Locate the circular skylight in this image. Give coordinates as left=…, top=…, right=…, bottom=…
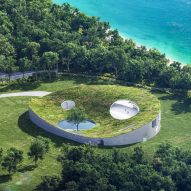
left=61, top=100, right=75, bottom=110
left=110, top=100, right=140, bottom=120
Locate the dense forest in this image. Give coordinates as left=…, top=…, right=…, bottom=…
left=1, top=138, right=191, bottom=191
left=0, top=0, right=191, bottom=89
left=38, top=143, right=191, bottom=191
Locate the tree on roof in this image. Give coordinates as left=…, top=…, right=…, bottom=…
left=67, top=107, right=86, bottom=131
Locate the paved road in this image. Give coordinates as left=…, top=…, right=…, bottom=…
left=0, top=91, right=51, bottom=98
left=0, top=70, right=57, bottom=80
left=0, top=71, right=34, bottom=80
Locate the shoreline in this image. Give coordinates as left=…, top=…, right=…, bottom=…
left=55, top=1, right=187, bottom=66
left=119, top=32, right=186, bottom=66
left=54, top=1, right=189, bottom=66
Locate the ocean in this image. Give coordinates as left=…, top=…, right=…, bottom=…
left=54, top=0, right=191, bottom=64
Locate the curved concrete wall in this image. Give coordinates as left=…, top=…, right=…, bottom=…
left=29, top=108, right=161, bottom=146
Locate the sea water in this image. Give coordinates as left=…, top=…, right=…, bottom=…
left=54, top=0, right=191, bottom=64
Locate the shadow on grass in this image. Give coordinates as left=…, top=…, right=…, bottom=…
left=158, top=93, right=191, bottom=115
left=171, top=101, right=191, bottom=115
left=18, top=164, right=37, bottom=173
left=97, top=142, right=137, bottom=149
left=18, top=112, right=78, bottom=148
left=17, top=112, right=132, bottom=150
left=0, top=175, right=12, bottom=183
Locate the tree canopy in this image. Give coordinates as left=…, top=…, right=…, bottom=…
left=28, top=136, right=50, bottom=165
left=0, top=0, right=191, bottom=89
left=67, top=107, right=86, bottom=131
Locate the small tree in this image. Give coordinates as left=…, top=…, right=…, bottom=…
left=59, top=43, right=77, bottom=72
left=28, top=136, right=50, bottom=165
left=2, top=147, right=23, bottom=174
left=18, top=57, right=32, bottom=78
left=41, top=51, right=59, bottom=80
left=131, top=147, right=146, bottom=164
left=0, top=56, right=17, bottom=83
left=65, top=181, right=79, bottom=191
left=37, top=176, right=61, bottom=191
left=67, top=107, right=86, bottom=131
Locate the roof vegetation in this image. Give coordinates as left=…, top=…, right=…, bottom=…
left=29, top=85, right=160, bottom=138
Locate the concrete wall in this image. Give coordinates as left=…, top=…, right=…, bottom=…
left=29, top=108, right=161, bottom=146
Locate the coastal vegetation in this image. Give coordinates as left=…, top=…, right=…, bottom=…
left=0, top=0, right=191, bottom=190
left=0, top=0, right=191, bottom=90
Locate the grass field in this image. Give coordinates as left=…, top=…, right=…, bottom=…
left=0, top=75, right=191, bottom=191
left=30, top=85, right=160, bottom=137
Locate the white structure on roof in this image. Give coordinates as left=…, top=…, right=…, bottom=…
left=61, top=100, right=75, bottom=110
left=110, top=100, right=140, bottom=120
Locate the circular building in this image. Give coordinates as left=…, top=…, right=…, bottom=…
left=29, top=85, right=161, bottom=146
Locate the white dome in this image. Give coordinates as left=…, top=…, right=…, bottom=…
left=61, top=100, right=75, bottom=110
left=110, top=100, right=139, bottom=120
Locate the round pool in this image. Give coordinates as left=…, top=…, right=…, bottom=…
left=58, top=120, right=96, bottom=131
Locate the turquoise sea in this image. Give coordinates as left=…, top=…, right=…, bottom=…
left=54, top=0, right=191, bottom=64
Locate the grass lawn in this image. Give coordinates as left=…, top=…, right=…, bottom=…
left=30, top=85, right=160, bottom=138
left=0, top=75, right=191, bottom=190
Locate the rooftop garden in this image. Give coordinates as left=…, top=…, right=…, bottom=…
left=29, top=85, right=160, bottom=138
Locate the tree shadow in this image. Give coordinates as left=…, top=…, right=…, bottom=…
left=18, top=112, right=78, bottom=148
left=0, top=175, right=12, bottom=183
left=18, top=164, right=37, bottom=173
left=97, top=142, right=138, bottom=149
left=158, top=93, right=191, bottom=115
left=171, top=100, right=191, bottom=115
left=159, top=94, right=178, bottom=101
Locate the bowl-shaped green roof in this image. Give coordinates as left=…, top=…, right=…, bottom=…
left=29, top=85, right=160, bottom=138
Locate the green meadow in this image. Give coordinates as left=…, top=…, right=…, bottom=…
left=0, top=75, right=191, bottom=191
